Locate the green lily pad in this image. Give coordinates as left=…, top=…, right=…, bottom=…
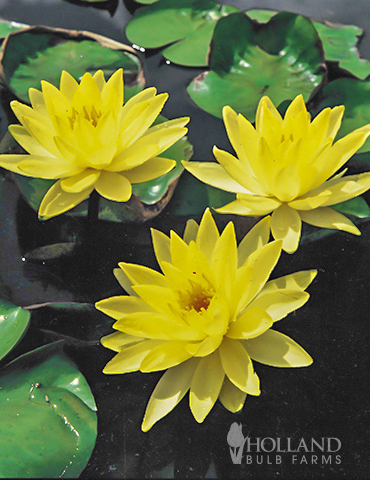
left=0, top=342, right=97, bottom=478
left=0, top=19, right=27, bottom=39
left=126, top=0, right=239, bottom=67
left=188, top=12, right=324, bottom=121
left=246, top=9, right=276, bottom=23
left=315, top=21, right=370, bottom=80
left=312, top=78, right=370, bottom=153
left=247, top=9, right=370, bottom=80
left=0, top=299, right=30, bottom=363
left=332, top=196, right=370, bottom=218
left=0, top=25, right=144, bottom=103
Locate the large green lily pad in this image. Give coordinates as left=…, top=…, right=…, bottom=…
left=0, top=299, right=30, bottom=362
left=0, top=25, right=144, bottom=103
left=313, top=78, right=370, bottom=153
left=247, top=9, right=370, bottom=80
left=188, top=12, right=324, bottom=121
left=0, top=342, right=97, bottom=478
left=125, top=0, right=238, bottom=67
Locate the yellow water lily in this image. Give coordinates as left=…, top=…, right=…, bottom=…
left=0, top=69, right=189, bottom=218
left=96, top=209, right=315, bottom=431
left=183, top=95, right=370, bottom=253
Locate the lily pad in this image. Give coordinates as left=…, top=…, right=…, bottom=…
left=247, top=9, right=370, bottom=80
left=315, top=21, right=370, bottom=80
left=0, top=342, right=97, bottom=478
left=125, top=0, right=239, bottom=67
left=0, top=19, right=27, bottom=40
left=332, top=196, right=370, bottom=218
left=188, top=12, right=324, bottom=121
left=0, top=25, right=144, bottom=103
left=313, top=78, right=370, bottom=153
left=0, top=299, right=30, bottom=362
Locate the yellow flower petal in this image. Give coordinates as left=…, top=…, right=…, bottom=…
left=217, top=196, right=280, bottom=216
left=219, top=338, right=260, bottom=395
left=9, top=125, right=50, bottom=156
left=140, top=341, right=192, bottom=372
left=219, top=376, right=247, bottom=413
left=100, top=332, right=145, bottom=352
left=95, top=171, right=132, bottom=201
left=92, top=70, right=106, bottom=91
left=183, top=219, right=199, bottom=245
left=18, top=156, right=83, bottom=179
left=288, top=189, right=331, bottom=210
left=28, top=88, right=48, bottom=117
left=109, top=143, right=159, bottom=172
left=182, top=161, right=252, bottom=194
left=227, top=306, right=273, bottom=339
left=151, top=228, right=171, bottom=268
left=299, top=207, right=360, bottom=235
left=244, top=330, right=313, bottom=367
left=103, top=339, right=165, bottom=374
left=195, top=208, right=220, bottom=263
left=189, top=351, right=225, bottom=423
left=114, top=312, right=194, bottom=340
left=262, top=270, right=317, bottom=293
left=113, top=267, right=137, bottom=296
left=234, top=240, right=282, bottom=312
left=213, top=146, right=265, bottom=195
left=38, top=180, right=93, bottom=218
left=119, top=262, right=167, bottom=287
left=211, top=222, right=237, bottom=296
left=249, top=290, right=310, bottom=322
left=0, top=154, right=46, bottom=176
left=237, top=216, right=271, bottom=266
left=60, top=168, right=100, bottom=193
left=271, top=204, right=302, bottom=253
left=142, top=358, right=199, bottom=432
left=59, top=70, right=79, bottom=100
left=319, top=172, right=370, bottom=207
left=95, top=295, right=153, bottom=320
left=123, top=157, right=175, bottom=184
left=170, top=231, right=189, bottom=270
left=186, top=335, right=223, bottom=357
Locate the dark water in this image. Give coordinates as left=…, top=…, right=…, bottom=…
left=0, top=1, right=370, bottom=478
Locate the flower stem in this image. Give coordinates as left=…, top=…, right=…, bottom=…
left=87, top=190, right=100, bottom=226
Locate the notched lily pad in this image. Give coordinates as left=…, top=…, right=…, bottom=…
left=0, top=25, right=145, bottom=103
left=0, top=342, right=97, bottom=478
left=0, top=299, right=30, bottom=362
left=313, top=78, right=370, bottom=153
left=126, top=0, right=239, bottom=66
left=188, top=12, right=325, bottom=120
left=0, top=19, right=28, bottom=41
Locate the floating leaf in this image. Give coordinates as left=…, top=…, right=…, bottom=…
left=188, top=12, right=324, bottom=120
left=315, top=21, right=370, bottom=80
left=126, top=0, right=238, bottom=66
left=0, top=299, right=30, bottom=362
left=0, top=25, right=144, bottom=103
left=332, top=197, right=370, bottom=218
left=312, top=78, right=370, bottom=153
left=0, top=342, right=97, bottom=478
left=247, top=9, right=370, bottom=80
left=0, top=19, right=27, bottom=39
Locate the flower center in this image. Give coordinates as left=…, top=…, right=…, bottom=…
left=178, top=281, right=214, bottom=313
left=68, top=105, right=102, bottom=129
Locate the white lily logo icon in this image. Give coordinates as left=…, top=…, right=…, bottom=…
left=227, top=422, right=247, bottom=464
